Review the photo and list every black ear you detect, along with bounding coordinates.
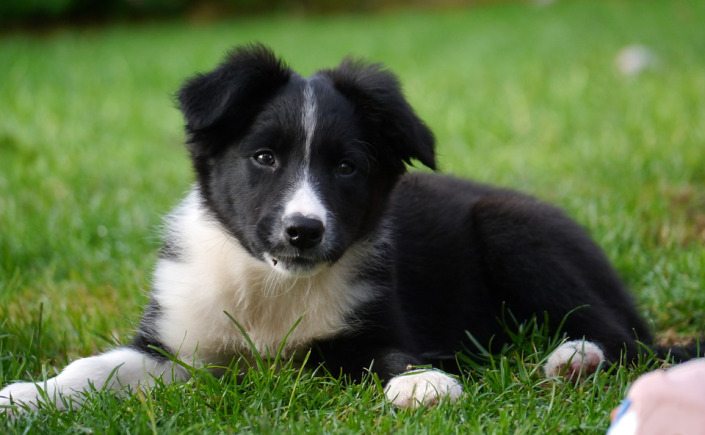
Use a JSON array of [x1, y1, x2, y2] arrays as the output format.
[[320, 59, 436, 171], [177, 44, 292, 157]]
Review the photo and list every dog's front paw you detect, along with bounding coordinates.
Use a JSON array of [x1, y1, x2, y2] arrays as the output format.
[[544, 340, 605, 381], [384, 369, 464, 408], [0, 382, 51, 414]]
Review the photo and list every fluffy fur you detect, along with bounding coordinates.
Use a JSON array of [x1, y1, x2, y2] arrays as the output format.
[[1, 44, 697, 412]]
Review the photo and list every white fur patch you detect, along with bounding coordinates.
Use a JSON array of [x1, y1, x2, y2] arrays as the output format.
[[0, 348, 186, 412], [302, 80, 317, 163], [152, 188, 379, 366], [279, 81, 327, 233], [384, 369, 464, 408], [283, 180, 327, 225], [544, 339, 605, 379]]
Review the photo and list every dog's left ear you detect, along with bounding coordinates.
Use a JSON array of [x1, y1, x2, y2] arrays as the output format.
[[320, 59, 436, 172]]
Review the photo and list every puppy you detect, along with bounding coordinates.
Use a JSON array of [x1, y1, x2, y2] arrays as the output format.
[[0, 44, 687, 412]]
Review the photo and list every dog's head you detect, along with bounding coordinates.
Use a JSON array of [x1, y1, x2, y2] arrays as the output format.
[[178, 44, 435, 276]]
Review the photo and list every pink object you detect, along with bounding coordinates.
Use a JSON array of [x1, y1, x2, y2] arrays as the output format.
[[608, 359, 705, 435]]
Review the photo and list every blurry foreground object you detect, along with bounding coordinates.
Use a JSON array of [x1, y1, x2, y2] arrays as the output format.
[[607, 359, 705, 435]]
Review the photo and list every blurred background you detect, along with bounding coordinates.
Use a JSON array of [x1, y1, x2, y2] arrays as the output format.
[[3, 0, 517, 27]]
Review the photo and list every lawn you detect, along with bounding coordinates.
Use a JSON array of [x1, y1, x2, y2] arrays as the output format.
[[1, 0, 704, 432]]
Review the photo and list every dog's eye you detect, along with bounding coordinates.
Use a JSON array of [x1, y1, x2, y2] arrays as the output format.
[[254, 151, 276, 167], [337, 160, 356, 176]]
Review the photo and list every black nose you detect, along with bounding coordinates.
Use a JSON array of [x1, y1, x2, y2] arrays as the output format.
[[283, 214, 325, 250]]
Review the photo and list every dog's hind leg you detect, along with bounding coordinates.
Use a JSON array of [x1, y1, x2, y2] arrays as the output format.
[[471, 194, 653, 375], [0, 347, 188, 413]]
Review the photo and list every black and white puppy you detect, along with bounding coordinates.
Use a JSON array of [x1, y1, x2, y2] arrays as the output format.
[[0, 44, 675, 411]]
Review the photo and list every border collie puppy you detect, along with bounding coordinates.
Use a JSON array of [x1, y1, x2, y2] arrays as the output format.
[[0, 44, 686, 412]]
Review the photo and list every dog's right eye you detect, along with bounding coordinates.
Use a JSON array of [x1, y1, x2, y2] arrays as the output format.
[[254, 151, 276, 167]]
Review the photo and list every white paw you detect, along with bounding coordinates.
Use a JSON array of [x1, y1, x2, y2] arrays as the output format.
[[0, 381, 55, 413], [544, 340, 605, 381], [384, 369, 464, 408], [1, 348, 188, 414]]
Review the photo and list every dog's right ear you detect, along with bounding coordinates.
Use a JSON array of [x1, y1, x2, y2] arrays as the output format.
[[177, 44, 291, 157], [320, 59, 436, 173]]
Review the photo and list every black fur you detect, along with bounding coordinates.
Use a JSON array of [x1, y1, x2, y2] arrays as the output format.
[[131, 298, 170, 361]]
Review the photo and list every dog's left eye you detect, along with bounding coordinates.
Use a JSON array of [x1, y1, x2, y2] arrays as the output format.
[[254, 151, 276, 167], [336, 160, 356, 176]]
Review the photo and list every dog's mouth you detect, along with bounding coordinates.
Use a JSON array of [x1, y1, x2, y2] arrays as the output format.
[[271, 255, 314, 267], [264, 252, 327, 276]]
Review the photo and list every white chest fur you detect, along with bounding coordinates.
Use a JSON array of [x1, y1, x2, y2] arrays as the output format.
[[151, 190, 377, 366]]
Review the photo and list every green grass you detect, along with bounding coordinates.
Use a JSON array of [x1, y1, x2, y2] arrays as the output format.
[[1, 0, 704, 432]]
